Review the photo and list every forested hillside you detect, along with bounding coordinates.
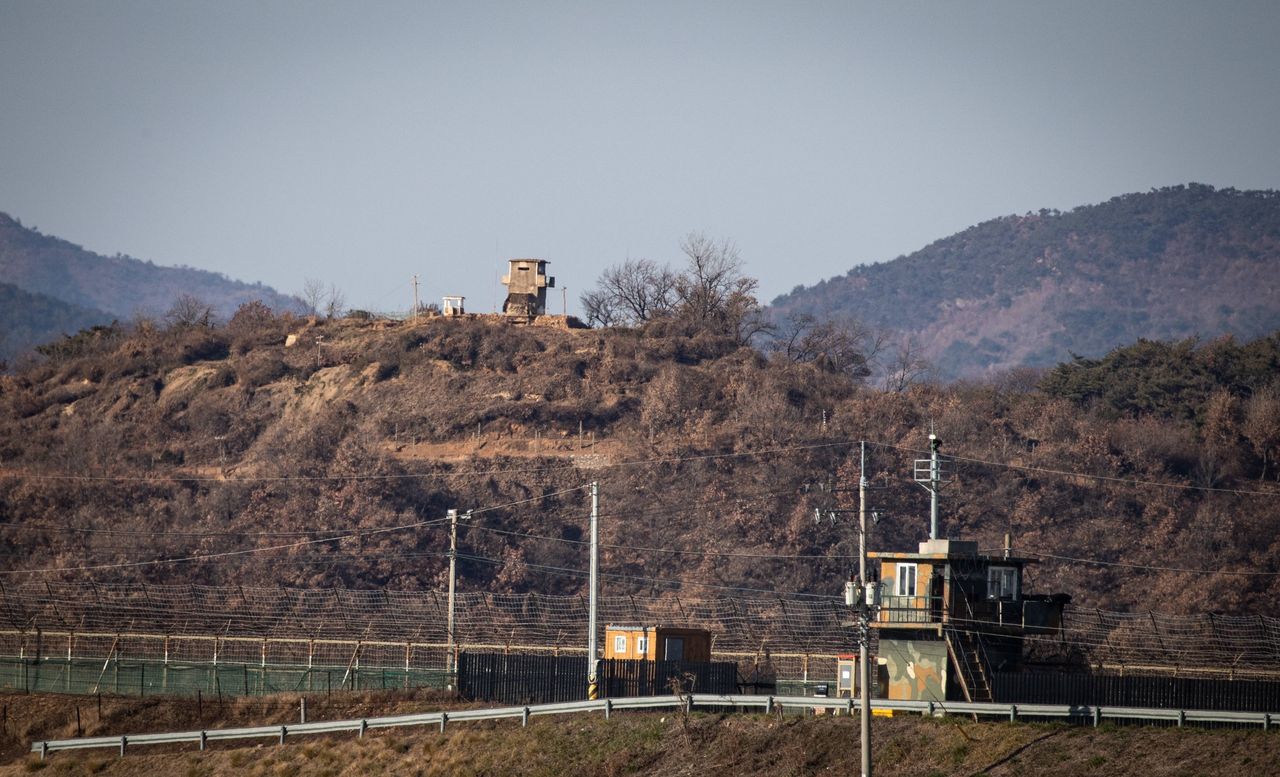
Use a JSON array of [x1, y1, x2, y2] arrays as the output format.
[[0, 212, 300, 331], [770, 184, 1280, 378], [1, 307, 1278, 616], [0, 282, 112, 366]]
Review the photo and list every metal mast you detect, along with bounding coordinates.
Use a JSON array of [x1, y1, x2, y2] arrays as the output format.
[[914, 432, 948, 540]]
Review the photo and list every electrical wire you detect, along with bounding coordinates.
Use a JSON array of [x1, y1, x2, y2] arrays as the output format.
[[454, 551, 842, 600], [0, 485, 591, 577], [869, 441, 1280, 498], [1022, 548, 1280, 577]]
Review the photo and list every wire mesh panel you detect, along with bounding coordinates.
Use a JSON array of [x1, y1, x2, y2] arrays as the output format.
[[3, 584, 1278, 697]]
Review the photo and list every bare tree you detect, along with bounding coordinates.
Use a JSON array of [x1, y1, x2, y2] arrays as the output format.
[[582, 232, 768, 343], [580, 288, 621, 327], [165, 294, 215, 328], [673, 232, 769, 344], [771, 312, 881, 382], [323, 283, 346, 320], [881, 334, 932, 392], [301, 278, 326, 317], [600, 258, 676, 324], [1243, 384, 1280, 480]]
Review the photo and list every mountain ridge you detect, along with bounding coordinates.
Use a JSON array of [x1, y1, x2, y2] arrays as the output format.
[[770, 184, 1280, 378], [0, 211, 301, 334]]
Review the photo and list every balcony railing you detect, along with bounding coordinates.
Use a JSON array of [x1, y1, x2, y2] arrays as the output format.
[[877, 595, 945, 624]]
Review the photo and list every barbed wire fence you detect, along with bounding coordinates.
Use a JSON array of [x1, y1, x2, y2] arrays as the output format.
[[1, 583, 1278, 698]]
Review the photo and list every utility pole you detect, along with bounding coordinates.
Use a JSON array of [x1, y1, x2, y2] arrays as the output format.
[[562, 286, 568, 317], [587, 481, 599, 696], [445, 508, 458, 687], [412, 275, 421, 322], [858, 441, 872, 777]]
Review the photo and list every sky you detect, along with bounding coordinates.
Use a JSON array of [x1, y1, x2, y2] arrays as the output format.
[[2, 1, 1279, 316]]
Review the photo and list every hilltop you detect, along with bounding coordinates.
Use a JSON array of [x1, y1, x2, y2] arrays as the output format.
[[0, 212, 300, 362], [2, 309, 1278, 615], [770, 184, 1280, 378]]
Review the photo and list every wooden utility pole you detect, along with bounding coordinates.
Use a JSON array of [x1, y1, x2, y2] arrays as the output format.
[[412, 275, 421, 322]]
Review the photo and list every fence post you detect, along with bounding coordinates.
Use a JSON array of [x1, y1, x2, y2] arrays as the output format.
[[1093, 707, 1100, 727], [279, 726, 287, 745], [439, 712, 448, 733], [1177, 709, 1185, 728], [1009, 704, 1017, 722], [604, 699, 612, 720], [119, 735, 126, 757], [300, 697, 307, 724], [359, 719, 367, 738], [765, 696, 773, 715], [199, 731, 207, 751], [522, 707, 530, 727]]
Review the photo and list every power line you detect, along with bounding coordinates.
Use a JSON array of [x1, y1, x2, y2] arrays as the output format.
[[454, 551, 841, 600], [1023, 547, 1280, 577], [870, 441, 1280, 498], [0, 485, 591, 577]]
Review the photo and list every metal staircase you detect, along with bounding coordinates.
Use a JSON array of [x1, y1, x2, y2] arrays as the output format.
[[944, 626, 993, 703], [945, 588, 995, 703]]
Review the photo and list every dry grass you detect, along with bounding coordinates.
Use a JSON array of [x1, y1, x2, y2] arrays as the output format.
[[2, 693, 1277, 777]]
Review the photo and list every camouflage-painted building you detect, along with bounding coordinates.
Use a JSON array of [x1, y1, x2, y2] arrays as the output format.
[[868, 538, 1068, 703]]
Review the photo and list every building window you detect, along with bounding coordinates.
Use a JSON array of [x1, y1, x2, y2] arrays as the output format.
[[614, 635, 627, 654], [637, 636, 648, 655], [895, 563, 917, 597], [988, 566, 1018, 600]]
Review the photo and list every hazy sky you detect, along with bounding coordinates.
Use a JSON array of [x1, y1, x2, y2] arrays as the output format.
[[2, 1, 1278, 315]]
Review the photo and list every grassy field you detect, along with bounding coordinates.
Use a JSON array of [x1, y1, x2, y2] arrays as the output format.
[[2, 691, 1277, 776]]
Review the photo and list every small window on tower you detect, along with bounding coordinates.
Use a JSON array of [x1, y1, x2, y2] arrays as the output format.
[[988, 566, 1018, 600], [894, 563, 917, 597]]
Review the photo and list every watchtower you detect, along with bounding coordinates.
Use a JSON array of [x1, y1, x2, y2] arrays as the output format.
[[501, 259, 554, 317], [865, 434, 1070, 704]]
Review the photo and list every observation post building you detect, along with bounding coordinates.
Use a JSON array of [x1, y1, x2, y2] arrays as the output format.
[[868, 538, 1068, 703], [501, 259, 554, 318]]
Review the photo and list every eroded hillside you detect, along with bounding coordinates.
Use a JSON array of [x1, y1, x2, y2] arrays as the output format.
[[2, 310, 1279, 614]]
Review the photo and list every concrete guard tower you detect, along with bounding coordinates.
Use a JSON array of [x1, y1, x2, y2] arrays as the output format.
[[501, 259, 555, 317]]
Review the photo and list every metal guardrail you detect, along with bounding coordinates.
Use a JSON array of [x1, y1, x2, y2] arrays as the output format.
[[30, 694, 1278, 760]]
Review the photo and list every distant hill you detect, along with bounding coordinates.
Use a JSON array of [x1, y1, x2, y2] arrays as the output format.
[[0, 212, 301, 332], [770, 184, 1280, 378], [0, 282, 113, 365]]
